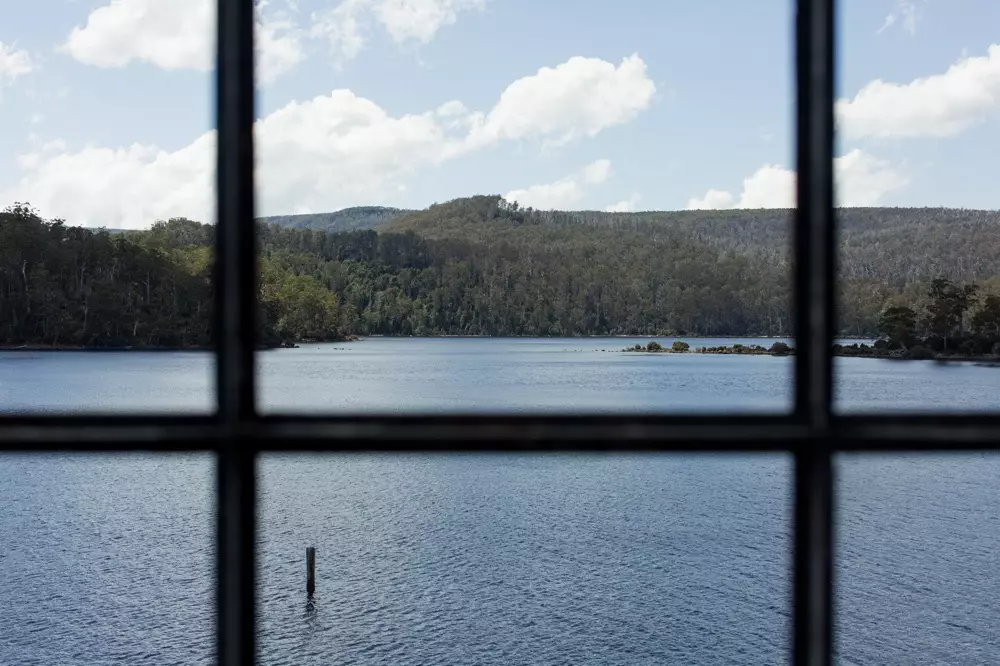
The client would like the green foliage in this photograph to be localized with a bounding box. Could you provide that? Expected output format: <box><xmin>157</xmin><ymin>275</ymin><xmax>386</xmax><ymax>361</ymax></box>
<box><xmin>0</xmin><ymin>205</ymin><xmax>212</xmax><ymax>348</ymax></box>
<box><xmin>260</xmin><ymin>206</ymin><xmax>411</xmax><ymax>232</ymax></box>
<box><xmin>959</xmin><ymin>339</ymin><xmax>980</xmax><ymax>356</ymax></box>
<box><xmin>972</xmin><ymin>295</ymin><xmax>1000</xmax><ymax>338</ymax></box>
<box><xmin>261</xmin><ymin>271</ymin><xmax>344</xmax><ymax>342</ymax></box>
<box><xmin>10</xmin><ymin>195</ymin><xmax>1000</xmax><ymax>350</ymax></box>
<box><xmin>769</xmin><ymin>341</ymin><xmax>791</xmax><ymax>354</ymax></box>
<box><xmin>696</xmin><ymin>344</ymin><xmax>769</xmax><ymax>355</ymax></box>
<box><xmin>671</xmin><ymin>340</ymin><xmax>690</xmax><ymax>352</ymax></box>
<box><xmin>646</xmin><ymin>341</ymin><xmax>664</xmax><ymax>352</ymax></box>
<box><xmin>256</xmin><ymin>196</ymin><xmax>794</xmax><ymax>337</ymax></box>
<box><xmin>877</xmin><ymin>306</ymin><xmax>918</xmax><ymax>348</ymax></box>
<box><xmin>922</xmin><ymin>278</ymin><xmax>978</xmax><ymax>349</ymax></box>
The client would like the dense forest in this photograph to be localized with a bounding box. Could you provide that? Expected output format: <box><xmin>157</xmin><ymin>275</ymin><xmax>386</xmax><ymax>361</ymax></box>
<box><xmin>2</xmin><ymin>197</ymin><xmax>999</xmax><ymax>347</ymax></box>
<box><xmin>258</xmin><ymin>206</ymin><xmax>411</xmax><ymax>233</ymax></box>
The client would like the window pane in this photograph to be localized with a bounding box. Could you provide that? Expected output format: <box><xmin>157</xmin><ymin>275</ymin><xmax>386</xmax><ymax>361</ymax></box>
<box><xmin>0</xmin><ymin>454</ymin><xmax>214</xmax><ymax>664</ymax></box>
<box><xmin>0</xmin><ymin>0</ymin><xmax>215</xmax><ymax>414</ymax></box>
<box><xmin>255</xmin><ymin>1</ymin><xmax>794</xmax><ymax>414</ymax></box>
<box><xmin>837</xmin><ymin>454</ymin><xmax>1000</xmax><ymax>663</ymax></box>
<box><xmin>835</xmin><ymin>0</ymin><xmax>1000</xmax><ymax>412</ymax></box>
<box><xmin>260</xmin><ymin>454</ymin><xmax>790</xmax><ymax>664</ymax></box>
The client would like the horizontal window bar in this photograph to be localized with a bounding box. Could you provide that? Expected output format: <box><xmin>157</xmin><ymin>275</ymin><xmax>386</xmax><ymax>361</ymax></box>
<box><xmin>0</xmin><ymin>417</ymin><xmax>221</xmax><ymax>450</ymax></box>
<box><xmin>835</xmin><ymin>415</ymin><xmax>1000</xmax><ymax>448</ymax></box>
<box><xmin>3</xmin><ymin>414</ymin><xmax>1000</xmax><ymax>451</ymax></box>
<box><xmin>251</xmin><ymin>414</ymin><xmax>1000</xmax><ymax>451</ymax></box>
<box><xmin>258</xmin><ymin>415</ymin><xmax>806</xmax><ymax>449</ymax></box>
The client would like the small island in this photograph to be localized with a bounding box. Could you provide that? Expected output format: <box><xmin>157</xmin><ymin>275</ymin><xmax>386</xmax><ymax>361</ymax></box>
<box><xmin>621</xmin><ymin>278</ymin><xmax>1000</xmax><ymax>363</ymax></box>
<box><xmin>623</xmin><ymin>339</ymin><xmax>1000</xmax><ymax>362</ymax></box>
<box><xmin>623</xmin><ymin>341</ymin><xmax>794</xmax><ymax>355</ymax></box>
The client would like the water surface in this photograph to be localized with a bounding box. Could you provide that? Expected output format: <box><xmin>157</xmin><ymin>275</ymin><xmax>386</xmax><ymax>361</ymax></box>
<box><xmin>3</xmin><ymin>337</ymin><xmax>998</xmax><ymax>414</ymax></box>
<box><xmin>2</xmin><ymin>338</ymin><xmax>999</xmax><ymax>665</ymax></box>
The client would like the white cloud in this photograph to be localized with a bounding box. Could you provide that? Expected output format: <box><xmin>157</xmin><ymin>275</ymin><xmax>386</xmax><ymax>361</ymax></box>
<box><xmin>686</xmin><ymin>189</ymin><xmax>735</xmax><ymax>211</ymax></box>
<box><xmin>312</xmin><ymin>0</ymin><xmax>484</xmax><ymax>63</ymax></box>
<box><xmin>310</xmin><ymin>0</ymin><xmax>369</xmax><ymax>62</ymax></box>
<box><xmin>374</xmin><ymin>0</ymin><xmax>485</xmax><ymax>44</ymax></box>
<box><xmin>62</xmin><ymin>0</ymin><xmax>212</xmax><ymax>71</ymax></box>
<box><xmin>834</xmin><ymin>149</ymin><xmax>910</xmax><ymax>206</ymax></box>
<box><xmin>0</xmin><ymin>42</ymin><xmax>33</xmax><ymax>86</ymax></box>
<box><xmin>256</xmin><ymin>3</ymin><xmax>307</xmax><ymax>84</ymax></box>
<box><xmin>737</xmin><ymin>164</ymin><xmax>797</xmax><ymax>209</ymax></box>
<box><xmin>505</xmin><ymin>159</ymin><xmax>612</xmax><ymax>210</ymax></box>
<box><xmin>6</xmin><ymin>135</ymin><xmax>216</xmax><ymax>228</ymax></box>
<box><xmin>255</xmin><ymin>90</ymin><xmax>464</xmax><ymax>216</ymax></box>
<box><xmin>3</xmin><ymin>54</ymin><xmax>651</xmax><ymax>228</ymax></box>
<box><xmin>687</xmin><ymin>150</ymin><xmax>907</xmax><ymax>210</ymax></box>
<box><xmin>877</xmin><ymin>0</ymin><xmax>921</xmax><ymax>36</ymax></box>
<box><xmin>837</xmin><ymin>44</ymin><xmax>1000</xmax><ymax>139</ymax></box>
<box><xmin>580</xmin><ymin>159</ymin><xmax>612</xmax><ymax>184</ymax></box>
<box><xmin>63</xmin><ymin>0</ymin><xmax>483</xmax><ymax>78</ymax></box>
<box><xmin>466</xmin><ymin>54</ymin><xmax>656</xmax><ymax>149</ymax></box>
<box><xmin>604</xmin><ymin>193</ymin><xmax>641</xmax><ymax>212</ymax></box>
<box><xmin>61</xmin><ymin>0</ymin><xmax>304</xmax><ymax>84</ymax></box>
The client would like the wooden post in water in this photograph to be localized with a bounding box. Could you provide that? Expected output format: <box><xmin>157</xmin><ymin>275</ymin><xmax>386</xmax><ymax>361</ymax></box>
<box><xmin>306</xmin><ymin>547</ymin><xmax>316</xmax><ymax>597</ymax></box>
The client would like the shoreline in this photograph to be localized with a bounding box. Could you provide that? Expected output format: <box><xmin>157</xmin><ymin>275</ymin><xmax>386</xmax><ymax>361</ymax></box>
<box><xmin>1</xmin><ymin>334</ymin><xmax>859</xmax><ymax>353</ymax></box>
<box><xmin>622</xmin><ymin>343</ymin><xmax>1000</xmax><ymax>364</ymax></box>
<box><xmin>0</xmin><ymin>342</ymin><xmax>308</xmax><ymax>352</ymax></box>
<box><xmin>2</xmin><ymin>342</ymin><xmax>995</xmax><ymax>364</ymax></box>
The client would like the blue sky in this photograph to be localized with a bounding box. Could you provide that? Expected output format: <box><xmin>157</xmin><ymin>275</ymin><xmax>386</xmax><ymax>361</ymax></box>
<box><xmin>1</xmin><ymin>0</ymin><xmax>999</xmax><ymax>228</ymax></box>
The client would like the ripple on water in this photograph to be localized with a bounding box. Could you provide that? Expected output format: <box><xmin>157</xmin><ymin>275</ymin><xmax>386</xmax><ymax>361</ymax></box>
<box><xmin>2</xmin><ymin>453</ymin><xmax>998</xmax><ymax>665</ymax></box>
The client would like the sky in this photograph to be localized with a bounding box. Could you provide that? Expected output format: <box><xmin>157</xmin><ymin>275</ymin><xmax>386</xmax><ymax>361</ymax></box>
<box><xmin>1</xmin><ymin>0</ymin><xmax>999</xmax><ymax>228</ymax></box>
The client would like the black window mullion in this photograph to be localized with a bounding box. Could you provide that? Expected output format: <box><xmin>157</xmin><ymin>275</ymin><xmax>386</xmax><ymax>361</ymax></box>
<box><xmin>215</xmin><ymin>0</ymin><xmax>258</xmax><ymax>664</ymax></box>
<box><xmin>793</xmin><ymin>0</ymin><xmax>836</xmax><ymax>665</ymax></box>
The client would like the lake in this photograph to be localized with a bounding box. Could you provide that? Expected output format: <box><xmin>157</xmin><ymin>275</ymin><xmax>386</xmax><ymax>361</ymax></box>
<box><xmin>1</xmin><ymin>338</ymin><xmax>999</xmax><ymax>665</ymax></box>
<box><xmin>3</xmin><ymin>336</ymin><xmax>1000</xmax><ymax>413</ymax></box>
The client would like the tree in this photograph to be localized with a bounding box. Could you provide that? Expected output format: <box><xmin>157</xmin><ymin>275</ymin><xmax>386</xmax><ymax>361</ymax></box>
<box><xmin>265</xmin><ymin>273</ymin><xmax>343</xmax><ymax>342</ymax></box>
<box><xmin>877</xmin><ymin>306</ymin><xmax>917</xmax><ymax>349</ymax></box>
<box><xmin>671</xmin><ymin>340</ymin><xmax>690</xmax><ymax>352</ymax></box>
<box><xmin>12</xmin><ymin>197</ymin><xmax>1000</xmax><ymax>348</ymax></box>
<box><xmin>972</xmin><ymin>295</ymin><xmax>1000</xmax><ymax>338</ymax></box>
<box><xmin>922</xmin><ymin>278</ymin><xmax>978</xmax><ymax>350</ymax></box>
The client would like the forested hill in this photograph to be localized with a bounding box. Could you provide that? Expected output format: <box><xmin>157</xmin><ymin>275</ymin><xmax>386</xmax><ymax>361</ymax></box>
<box><xmin>260</xmin><ymin>206</ymin><xmax>411</xmax><ymax>233</ymax></box>
<box><xmin>389</xmin><ymin>200</ymin><xmax>1000</xmax><ymax>278</ymax></box>
<box><xmin>2</xmin><ymin>197</ymin><xmax>999</xmax><ymax>347</ymax></box>
<box><xmin>375</xmin><ymin>197</ymin><xmax>1000</xmax><ymax>336</ymax></box>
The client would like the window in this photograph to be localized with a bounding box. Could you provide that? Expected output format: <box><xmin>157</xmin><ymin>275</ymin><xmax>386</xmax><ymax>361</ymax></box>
<box><xmin>2</xmin><ymin>1</ymin><xmax>994</xmax><ymax>664</ymax></box>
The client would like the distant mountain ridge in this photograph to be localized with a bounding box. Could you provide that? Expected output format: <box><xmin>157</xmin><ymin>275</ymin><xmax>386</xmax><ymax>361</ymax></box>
<box><xmin>260</xmin><ymin>206</ymin><xmax>412</xmax><ymax>232</ymax></box>
<box><xmin>7</xmin><ymin>195</ymin><xmax>1000</xmax><ymax>349</ymax></box>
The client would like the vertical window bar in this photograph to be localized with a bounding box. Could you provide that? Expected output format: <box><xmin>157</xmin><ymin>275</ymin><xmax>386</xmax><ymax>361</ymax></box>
<box><xmin>793</xmin><ymin>0</ymin><xmax>836</xmax><ymax>665</ymax></box>
<box><xmin>215</xmin><ymin>0</ymin><xmax>258</xmax><ymax>664</ymax></box>
<box><xmin>795</xmin><ymin>0</ymin><xmax>836</xmax><ymax>427</ymax></box>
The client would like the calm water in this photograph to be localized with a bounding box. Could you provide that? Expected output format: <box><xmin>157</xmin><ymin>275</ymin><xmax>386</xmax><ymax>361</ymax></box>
<box><xmin>3</xmin><ymin>336</ymin><xmax>1000</xmax><ymax>413</ymax></box>
<box><xmin>1</xmin><ymin>339</ymin><xmax>999</xmax><ymax>664</ymax></box>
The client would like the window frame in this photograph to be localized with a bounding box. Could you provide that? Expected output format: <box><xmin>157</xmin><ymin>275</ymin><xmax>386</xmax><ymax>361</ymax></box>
<box><xmin>1</xmin><ymin>1</ymin><xmax>995</xmax><ymax>665</ymax></box>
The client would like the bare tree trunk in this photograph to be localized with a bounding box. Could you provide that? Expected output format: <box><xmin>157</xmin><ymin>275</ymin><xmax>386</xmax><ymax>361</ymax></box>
<box><xmin>22</xmin><ymin>260</ymin><xmax>29</xmax><ymax>315</ymax></box>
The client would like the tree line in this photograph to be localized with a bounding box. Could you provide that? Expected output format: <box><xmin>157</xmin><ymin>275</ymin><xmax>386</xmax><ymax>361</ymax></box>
<box><xmin>875</xmin><ymin>278</ymin><xmax>1000</xmax><ymax>358</ymax></box>
<box><xmin>2</xmin><ymin>197</ymin><xmax>998</xmax><ymax>347</ymax></box>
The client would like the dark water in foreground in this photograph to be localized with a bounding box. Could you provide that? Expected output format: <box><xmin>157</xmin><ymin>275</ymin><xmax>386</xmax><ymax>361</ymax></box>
<box><xmin>1</xmin><ymin>339</ymin><xmax>999</xmax><ymax>664</ymax></box>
